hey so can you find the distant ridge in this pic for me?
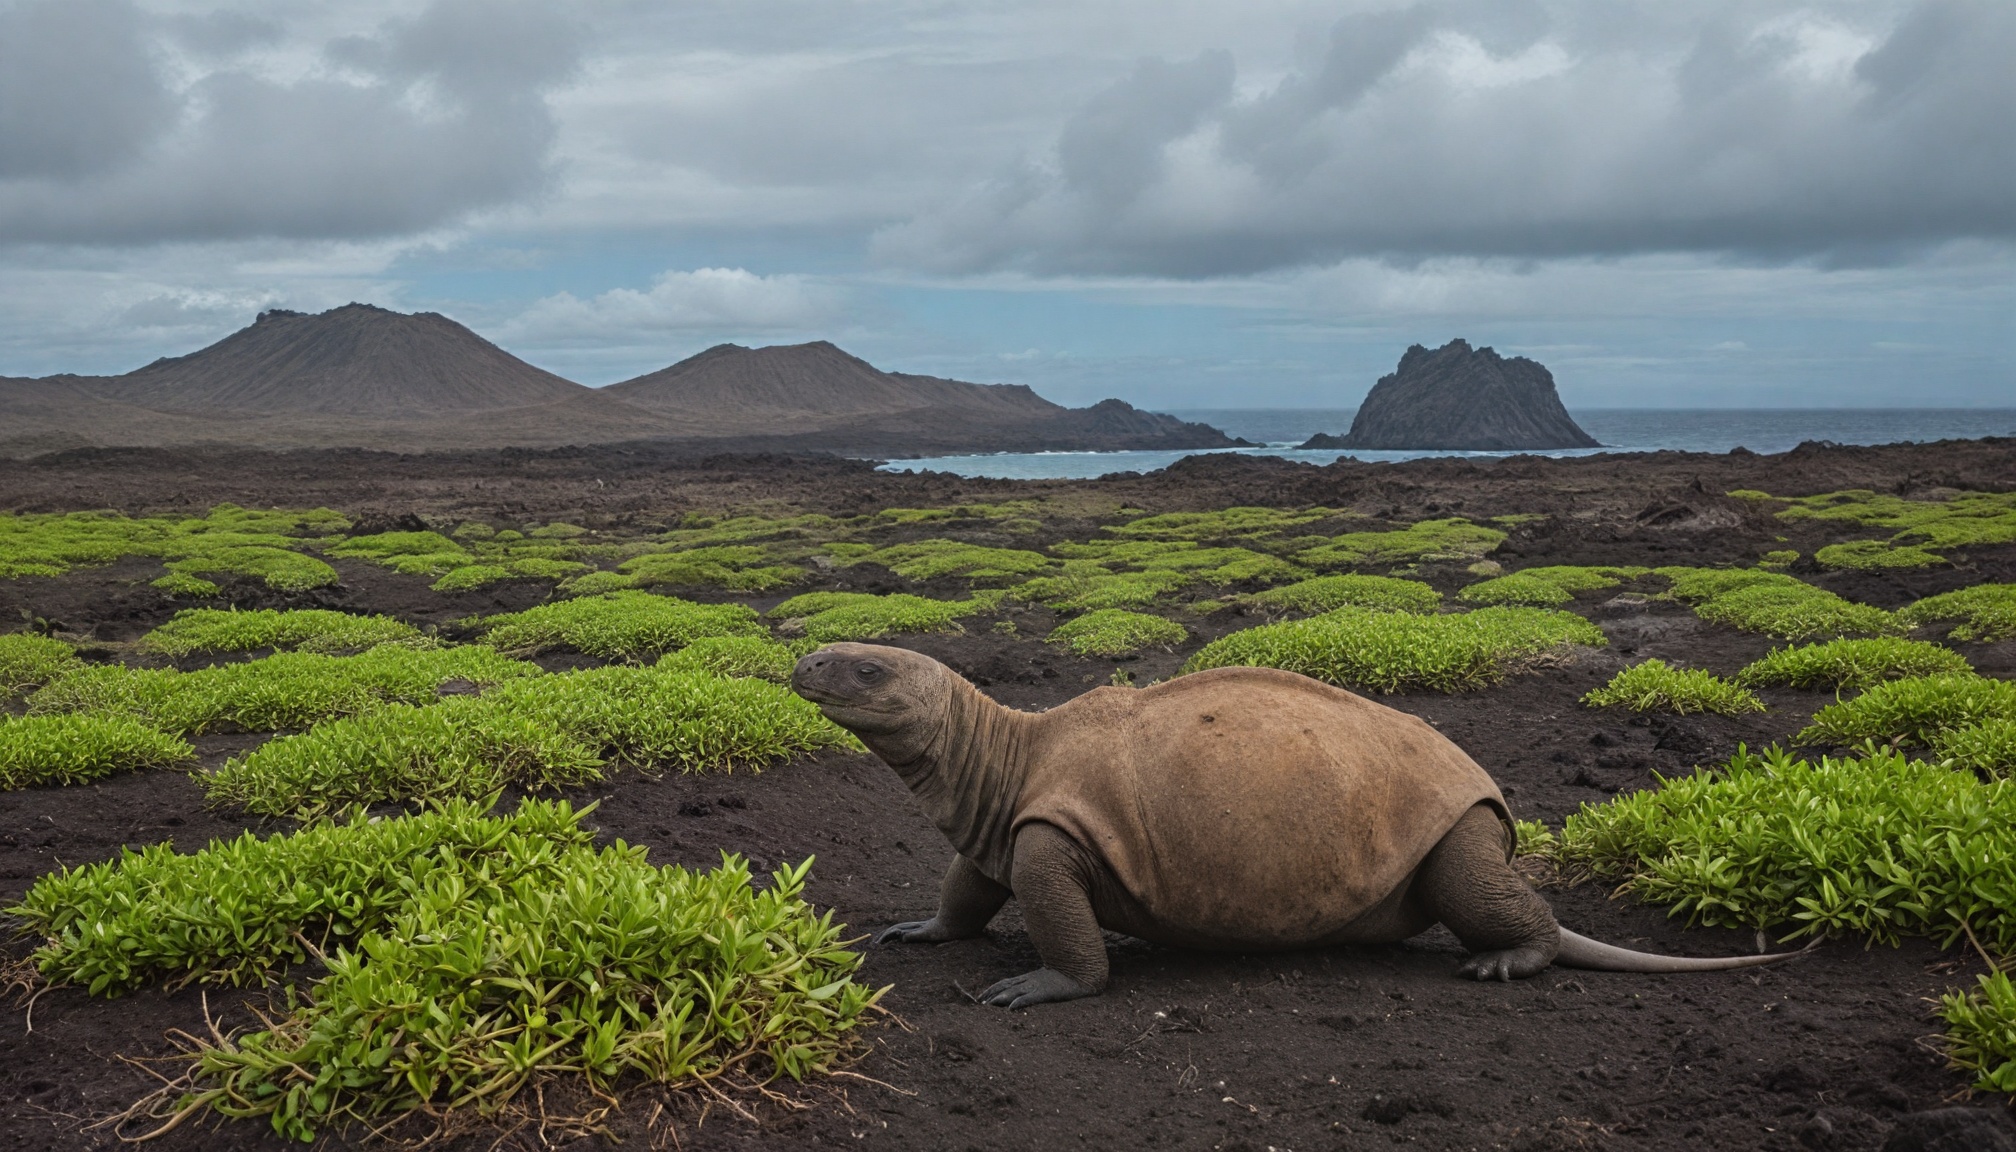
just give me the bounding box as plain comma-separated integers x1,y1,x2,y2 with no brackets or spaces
1302,339,1599,451
606,341,1059,433
70,303,589,417
2,305,1242,457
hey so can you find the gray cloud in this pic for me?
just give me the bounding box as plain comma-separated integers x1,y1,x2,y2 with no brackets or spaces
876,0,2016,275
0,0,580,244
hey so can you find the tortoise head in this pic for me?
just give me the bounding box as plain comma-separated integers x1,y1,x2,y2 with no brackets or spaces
791,642,953,761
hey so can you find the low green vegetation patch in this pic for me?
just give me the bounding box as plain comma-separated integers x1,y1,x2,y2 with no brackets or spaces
1459,566,1650,607
140,608,420,656
1932,720,2016,778
1105,506,1345,543
1581,660,1765,716
8,799,880,1140
1247,573,1441,615
614,545,801,592
1941,972,2016,1093
1735,637,1973,691
477,591,765,661
1051,540,1309,587
1013,568,1188,611
325,530,471,576
205,666,854,817
1296,518,1507,569
770,591,990,643
1795,674,2016,750
1556,745,2016,953
0,504,348,582
0,713,193,789
0,632,80,695
1047,609,1187,657
1902,584,2016,643
1775,488,2016,551
657,634,804,682
1181,605,1604,694
1814,540,1945,571
1658,567,1900,640
836,540,1054,582
29,646,542,737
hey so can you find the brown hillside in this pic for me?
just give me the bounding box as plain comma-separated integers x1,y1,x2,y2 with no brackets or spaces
71,304,588,417
603,341,1061,433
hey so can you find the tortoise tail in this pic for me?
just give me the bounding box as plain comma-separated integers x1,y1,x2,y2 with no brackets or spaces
1554,927,1812,973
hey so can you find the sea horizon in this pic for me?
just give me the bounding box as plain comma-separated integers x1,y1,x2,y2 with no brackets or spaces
877,406,2016,479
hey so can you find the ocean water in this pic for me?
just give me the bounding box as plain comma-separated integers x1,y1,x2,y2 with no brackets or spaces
874,408,2016,480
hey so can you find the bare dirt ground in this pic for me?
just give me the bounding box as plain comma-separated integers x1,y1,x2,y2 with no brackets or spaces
3,439,2016,1152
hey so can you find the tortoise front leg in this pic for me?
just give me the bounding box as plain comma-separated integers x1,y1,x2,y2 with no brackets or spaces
877,852,1011,944
979,821,1107,1008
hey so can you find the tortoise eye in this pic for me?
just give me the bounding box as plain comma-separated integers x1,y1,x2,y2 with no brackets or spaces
855,662,884,681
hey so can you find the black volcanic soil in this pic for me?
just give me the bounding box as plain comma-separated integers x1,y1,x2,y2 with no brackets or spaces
4,438,2016,1152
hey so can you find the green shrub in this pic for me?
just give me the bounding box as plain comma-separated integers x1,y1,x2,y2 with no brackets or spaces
1296,518,1507,569
1758,549,1800,569
1556,745,2016,951
428,564,513,591
1941,972,2016,1093
1181,606,1604,693
1930,720,2016,778
155,545,340,593
657,634,802,682
204,666,855,817
29,646,542,736
1513,819,1558,860
1248,574,1441,615
1814,540,1945,570
11,798,593,995
477,591,764,661
619,545,801,591
1795,674,2016,749
165,849,877,1141
1660,568,1900,639
770,592,987,643
1581,660,1765,716
1902,584,2016,643
1047,609,1187,657
1459,566,1649,607
1735,637,1973,690
0,713,193,789
326,530,471,576
838,540,1053,582
140,608,420,656
0,632,80,695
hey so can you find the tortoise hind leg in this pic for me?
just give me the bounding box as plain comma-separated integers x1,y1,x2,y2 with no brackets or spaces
1416,803,1560,981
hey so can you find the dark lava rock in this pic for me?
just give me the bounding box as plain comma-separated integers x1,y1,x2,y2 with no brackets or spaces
1883,1108,2016,1152
1301,339,1600,451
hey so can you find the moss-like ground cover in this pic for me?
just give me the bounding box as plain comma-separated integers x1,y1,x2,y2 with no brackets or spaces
769,591,991,643
205,666,855,817
477,591,765,661
29,645,542,737
1582,659,1765,716
140,607,420,656
1295,518,1507,570
0,504,348,590
1246,573,1441,615
1459,566,1649,607
1181,605,1604,693
1735,637,1972,691
1814,540,1946,570
9,799,879,1140
1047,609,1186,657
656,634,806,682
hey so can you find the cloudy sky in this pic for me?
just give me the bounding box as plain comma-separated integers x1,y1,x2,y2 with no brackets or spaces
1,0,2010,409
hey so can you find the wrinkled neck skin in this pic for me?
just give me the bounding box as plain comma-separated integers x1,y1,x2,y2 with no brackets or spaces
860,675,1033,885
